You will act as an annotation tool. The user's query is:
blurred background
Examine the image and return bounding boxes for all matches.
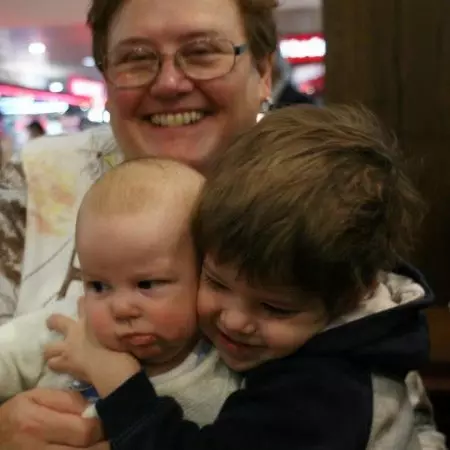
[0,0,324,157]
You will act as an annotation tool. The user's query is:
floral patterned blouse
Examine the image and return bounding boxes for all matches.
[0,126,122,322]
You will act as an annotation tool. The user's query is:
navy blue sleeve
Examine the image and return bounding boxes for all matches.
[96,360,373,450]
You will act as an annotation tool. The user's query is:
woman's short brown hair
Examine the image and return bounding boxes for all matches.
[193,105,424,319]
[86,0,278,72]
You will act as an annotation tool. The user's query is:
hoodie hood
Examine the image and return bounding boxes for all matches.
[298,264,433,376]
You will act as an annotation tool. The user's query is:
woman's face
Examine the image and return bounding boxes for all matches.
[105,0,272,172]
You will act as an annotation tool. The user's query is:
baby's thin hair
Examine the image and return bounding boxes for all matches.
[79,157,203,217]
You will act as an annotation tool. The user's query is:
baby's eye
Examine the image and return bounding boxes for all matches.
[137,280,154,290]
[137,280,168,290]
[86,281,108,293]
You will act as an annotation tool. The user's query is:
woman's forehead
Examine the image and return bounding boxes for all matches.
[108,0,245,48]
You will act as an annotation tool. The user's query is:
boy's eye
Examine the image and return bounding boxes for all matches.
[262,303,296,317]
[202,273,228,291]
[86,281,108,293]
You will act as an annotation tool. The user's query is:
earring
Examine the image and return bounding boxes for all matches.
[260,97,274,114]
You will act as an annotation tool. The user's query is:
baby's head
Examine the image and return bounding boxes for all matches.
[76,157,204,375]
[193,105,423,371]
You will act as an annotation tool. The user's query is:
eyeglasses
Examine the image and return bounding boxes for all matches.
[102,38,248,89]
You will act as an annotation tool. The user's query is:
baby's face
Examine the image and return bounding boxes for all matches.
[77,210,199,375]
[198,256,327,372]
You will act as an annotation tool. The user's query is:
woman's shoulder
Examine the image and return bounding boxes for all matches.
[22,126,117,160]
[0,161,27,307]
[21,126,123,185]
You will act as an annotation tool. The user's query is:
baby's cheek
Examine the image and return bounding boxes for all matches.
[86,308,114,343]
[158,309,197,341]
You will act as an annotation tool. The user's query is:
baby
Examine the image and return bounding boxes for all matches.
[0,157,239,424]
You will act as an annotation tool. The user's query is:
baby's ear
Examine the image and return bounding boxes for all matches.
[77,296,86,319]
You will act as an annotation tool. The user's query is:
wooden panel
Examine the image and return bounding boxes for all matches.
[323,0,400,128]
[323,7,450,440]
[323,0,450,306]
[427,308,450,364]
[399,1,450,305]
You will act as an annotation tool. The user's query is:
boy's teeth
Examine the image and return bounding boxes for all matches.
[150,111,204,127]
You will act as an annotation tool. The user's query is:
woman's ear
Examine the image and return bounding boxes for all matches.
[257,53,275,102]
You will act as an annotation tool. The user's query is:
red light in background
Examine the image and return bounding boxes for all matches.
[68,77,106,106]
[279,33,326,64]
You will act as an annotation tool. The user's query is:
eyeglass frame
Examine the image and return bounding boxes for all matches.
[98,38,249,89]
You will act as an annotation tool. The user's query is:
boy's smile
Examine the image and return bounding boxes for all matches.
[197,257,327,372]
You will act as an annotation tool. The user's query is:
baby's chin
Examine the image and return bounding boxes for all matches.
[131,348,157,361]
[127,343,171,363]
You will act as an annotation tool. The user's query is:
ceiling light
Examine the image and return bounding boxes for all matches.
[82,56,96,68]
[49,82,64,93]
[28,42,47,55]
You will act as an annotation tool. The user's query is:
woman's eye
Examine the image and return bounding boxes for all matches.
[129,51,157,62]
[187,45,214,55]
[114,48,157,64]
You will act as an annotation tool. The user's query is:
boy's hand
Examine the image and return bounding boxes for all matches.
[44,309,140,397]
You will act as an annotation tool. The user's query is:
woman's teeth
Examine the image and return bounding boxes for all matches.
[149,111,205,127]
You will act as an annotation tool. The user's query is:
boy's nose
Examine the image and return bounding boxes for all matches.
[219,308,256,336]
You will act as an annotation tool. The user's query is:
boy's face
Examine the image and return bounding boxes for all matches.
[77,210,199,375]
[197,256,326,372]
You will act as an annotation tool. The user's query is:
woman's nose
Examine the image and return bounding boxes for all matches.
[148,57,194,98]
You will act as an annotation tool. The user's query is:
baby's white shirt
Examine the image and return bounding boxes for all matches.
[0,297,240,425]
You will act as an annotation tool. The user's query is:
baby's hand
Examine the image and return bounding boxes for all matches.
[45,308,141,398]
[45,312,109,383]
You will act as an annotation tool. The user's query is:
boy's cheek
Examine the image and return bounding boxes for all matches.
[196,292,217,320]
[197,300,220,341]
